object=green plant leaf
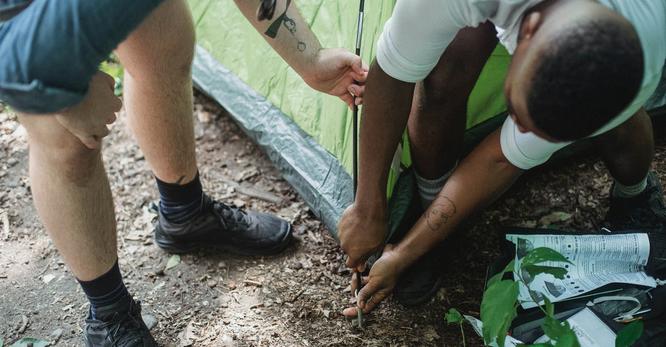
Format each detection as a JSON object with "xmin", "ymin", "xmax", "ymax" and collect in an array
[
  {"xmin": 542, "ymin": 317, "xmax": 580, "ymax": 347},
  {"xmin": 481, "ymin": 280, "xmax": 519, "ymax": 347},
  {"xmin": 445, "ymin": 308, "xmax": 463, "ymax": 325},
  {"xmin": 615, "ymin": 321, "xmax": 643, "ymax": 347},
  {"xmin": 523, "ymin": 265, "xmax": 568, "ymax": 279},
  {"xmin": 522, "ymin": 247, "xmax": 572, "ymax": 267},
  {"xmin": 488, "ymin": 260, "xmax": 516, "ymax": 287},
  {"xmin": 9, "ymin": 338, "xmax": 49, "ymax": 347}
]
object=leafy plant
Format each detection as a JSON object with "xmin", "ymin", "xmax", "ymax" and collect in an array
[
  {"xmin": 448, "ymin": 246, "xmax": 644, "ymax": 346},
  {"xmin": 615, "ymin": 321, "xmax": 643, "ymax": 347},
  {"xmin": 445, "ymin": 308, "xmax": 466, "ymax": 347}
]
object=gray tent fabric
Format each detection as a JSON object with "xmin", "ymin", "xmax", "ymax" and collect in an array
[{"xmin": 192, "ymin": 46, "xmax": 352, "ymax": 235}]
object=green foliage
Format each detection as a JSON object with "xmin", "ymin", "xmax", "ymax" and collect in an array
[
  {"xmin": 542, "ymin": 316, "xmax": 580, "ymax": 347},
  {"xmin": 481, "ymin": 280, "xmax": 519, "ymax": 347},
  {"xmin": 521, "ymin": 247, "xmax": 572, "ymax": 267},
  {"xmin": 450, "ymin": 246, "xmax": 643, "ymax": 346},
  {"xmin": 522, "ymin": 265, "xmax": 568, "ymax": 280},
  {"xmin": 615, "ymin": 321, "xmax": 643, "ymax": 347},
  {"xmin": 445, "ymin": 308, "xmax": 463, "ymax": 324},
  {"xmin": 488, "ymin": 260, "xmax": 515, "ymax": 287},
  {"xmin": 9, "ymin": 338, "xmax": 49, "ymax": 347},
  {"xmin": 445, "ymin": 308, "xmax": 467, "ymax": 347}
]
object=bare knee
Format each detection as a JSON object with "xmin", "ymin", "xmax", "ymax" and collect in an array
[
  {"xmin": 19, "ymin": 115, "xmax": 102, "ymax": 185},
  {"xmin": 116, "ymin": 0, "xmax": 195, "ymax": 83}
]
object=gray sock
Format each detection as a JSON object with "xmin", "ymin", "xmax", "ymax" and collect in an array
[
  {"xmin": 612, "ymin": 175, "xmax": 648, "ymax": 198},
  {"xmin": 415, "ymin": 163, "xmax": 457, "ymax": 208}
]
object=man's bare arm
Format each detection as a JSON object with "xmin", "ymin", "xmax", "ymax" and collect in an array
[
  {"xmin": 396, "ymin": 129, "xmax": 523, "ymax": 266},
  {"xmin": 234, "ymin": 0, "xmax": 322, "ymax": 77},
  {"xmin": 338, "ymin": 61, "xmax": 415, "ymax": 270},
  {"xmin": 234, "ymin": 0, "xmax": 367, "ymax": 106}
]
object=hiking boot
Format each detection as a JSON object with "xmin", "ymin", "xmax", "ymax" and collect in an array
[
  {"xmin": 154, "ymin": 194, "xmax": 292, "ymax": 255},
  {"xmin": 393, "ymin": 248, "xmax": 443, "ymax": 306},
  {"xmin": 605, "ymin": 171, "xmax": 666, "ymax": 230},
  {"xmin": 84, "ymin": 298, "xmax": 157, "ymax": 347}
]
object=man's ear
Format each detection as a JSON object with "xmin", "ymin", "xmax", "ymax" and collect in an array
[{"xmin": 520, "ymin": 12, "xmax": 542, "ymax": 40}]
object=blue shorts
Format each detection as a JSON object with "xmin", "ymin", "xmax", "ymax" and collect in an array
[{"xmin": 0, "ymin": 0, "xmax": 163, "ymax": 114}]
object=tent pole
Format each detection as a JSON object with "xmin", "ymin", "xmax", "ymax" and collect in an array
[{"xmin": 353, "ymin": 0, "xmax": 365, "ymax": 330}]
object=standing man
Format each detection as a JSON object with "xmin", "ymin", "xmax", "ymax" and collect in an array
[
  {"xmin": 339, "ymin": 0, "xmax": 665, "ymax": 316},
  {"xmin": 0, "ymin": 0, "xmax": 366, "ymax": 345}
]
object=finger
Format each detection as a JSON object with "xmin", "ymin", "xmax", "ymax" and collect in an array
[
  {"xmin": 350, "ymin": 55, "xmax": 365, "ymax": 75},
  {"xmin": 111, "ymin": 96, "xmax": 123, "ymax": 113},
  {"xmin": 79, "ymin": 135, "xmax": 101, "ymax": 150},
  {"xmin": 347, "ymin": 85, "xmax": 363, "ymax": 97},
  {"xmin": 342, "ymin": 306, "xmax": 358, "ymax": 317},
  {"xmin": 355, "ymin": 97, "xmax": 363, "ymax": 106},
  {"xmin": 106, "ymin": 113, "xmax": 117, "ymax": 125},
  {"xmin": 357, "ymin": 278, "xmax": 382, "ymax": 310},
  {"xmin": 98, "ymin": 71, "xmax": 116, "ymax": 90},
  {"xmin": 340, "ymin": 94, "xmax": 354, "ymax": 109},
  {"xmin": 363, "ymin": 290, "xmax": 389, "ymax": 313},
  {"xmin": 350, "ymin": 274, "xmax": 369, "ymax": 293}
]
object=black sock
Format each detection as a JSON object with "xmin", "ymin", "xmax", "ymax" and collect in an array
[
  {"xmin": 77, "ymin": 260, "xmax": 131, "ymax": 319},
  {"xmin": 155, "ymin": 172, "xmax": 204, "ymax": 224}
]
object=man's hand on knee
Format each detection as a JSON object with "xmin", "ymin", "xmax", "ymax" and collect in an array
[{"xmin": 54, "ymin": 71, "xmax": 121, "ymax": 149}]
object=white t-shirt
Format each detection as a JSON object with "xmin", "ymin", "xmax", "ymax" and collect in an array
[{"xmin": 377, "ymin": 0, "xmax": 666, "ymax": 170}]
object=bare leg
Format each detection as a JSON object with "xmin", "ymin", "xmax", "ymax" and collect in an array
[
  {"xmin": 596, "ymin": 108, "xmax": 654, "ymax": 185},
  {"xmin": 115, "ymin": 0, "xmax": 197, "ymax": 184},
  {"xmin": 17, "ymin": 115, "xmax": 117, "ymax": 281},
  {"xmin": 408, "ymin": 22, "xmax": 498, "ymax": 179}
]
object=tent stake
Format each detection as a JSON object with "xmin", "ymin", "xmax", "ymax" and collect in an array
[{"xmin": 352, "ymin": 0, "xmax": 365, "ymax": 330}]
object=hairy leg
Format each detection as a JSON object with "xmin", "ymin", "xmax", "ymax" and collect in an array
[
  {"xmin": 17, "ymin": 115, "xmax": 117, "ymax": 281},
  {"xmin": 408, "ymin": 22, "xmax": 498, "ymax": 179},
  {"xmin": 596, "ymin": 108, "xmax": 654, "ymax": 185},
  {"xmin": 115, "ymin": 0, "xmax": 197, "ymax": 184}
]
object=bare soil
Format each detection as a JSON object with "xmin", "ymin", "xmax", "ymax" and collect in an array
[{"xmin": 1, "ymin": 95, "xmax": 665, "ymax": 346}]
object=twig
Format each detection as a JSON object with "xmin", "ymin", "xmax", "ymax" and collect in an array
[
  {"xmin": 220, "ymin": 178, "xmax": 284, "ymax": 204},
  {"xmin": 243, "ymin": 279, "xmax": 263, "ymax": 287}
]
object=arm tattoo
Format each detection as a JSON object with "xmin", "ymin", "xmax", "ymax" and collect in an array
[
  {"xmin": 263, "ymin": 0, "xmax": 307, "ymax": 51},
  {"xmin": 425, "ymin": 196, "xmax": 457, "ymax": 232}
]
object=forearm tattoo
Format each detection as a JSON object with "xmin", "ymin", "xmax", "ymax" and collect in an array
[
  {"xmin": 263, "ymin": 0, "xmax": 307, "ymax": 51},
  {"xmin": 425, "ymin": 196, "xmax": 457, "ymax": 232}
]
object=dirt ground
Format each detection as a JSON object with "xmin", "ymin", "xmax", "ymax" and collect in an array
[{"xmin": 1, "ymin": 95, "xmax": 665, "ymax": 346}]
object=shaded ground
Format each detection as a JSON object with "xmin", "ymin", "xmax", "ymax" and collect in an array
[{"xmin": 1, "ymin": 96, "xmax": 665, "ymax": 346}]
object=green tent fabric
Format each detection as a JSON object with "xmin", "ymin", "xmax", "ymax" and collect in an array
[{"xmin": 187, "ymin": 0, "xmax": 666, "ymax": 236}]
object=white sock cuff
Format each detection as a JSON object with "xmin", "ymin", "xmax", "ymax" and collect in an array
[{"xmin": 415, "ymin": 162, "xmax": 457, "ymax": 206}]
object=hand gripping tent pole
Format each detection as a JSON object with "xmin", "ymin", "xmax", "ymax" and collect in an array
[{"xmin": 353, "ymin": 0, "xmax": 365, "ymax": 330}]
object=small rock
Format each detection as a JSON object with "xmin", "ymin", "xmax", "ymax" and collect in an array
[
  {"xmin": 42, "ymin": 273, "xmax": 56, "ymax": 284},
  {"xmin": 142, "ymin": 314, "xmax": 158, "ymax": 330},
  {"xmin": 207, "ymin": 279, "xmax": 217, "ymax": 288}
]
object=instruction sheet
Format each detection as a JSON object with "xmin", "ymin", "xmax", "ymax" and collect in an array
[{"xmin": 506, "ymin": 233, "xmax": 657, "ymax": 309}]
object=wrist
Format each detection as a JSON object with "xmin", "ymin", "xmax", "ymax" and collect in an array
[{"xmin": 353, "ymin": 193, "xmax": 387, "ymax": 221}]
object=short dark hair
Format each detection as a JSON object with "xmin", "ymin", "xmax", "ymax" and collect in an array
[{"xmin": 527, "ymin": 19, "xmax": 644, "ymax": 141}]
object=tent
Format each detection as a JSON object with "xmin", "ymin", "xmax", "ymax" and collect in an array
[{"xmin": 188, "ymin": 0, "xmax": 666, "ymax": 236}]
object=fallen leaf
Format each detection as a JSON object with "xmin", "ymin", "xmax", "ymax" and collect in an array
[
  {"xmin": 165, "ymin": 255, "xmax": 181, "ymax": 271},
  {"xmin": 539, "ymin": 212, "xmax": 572, "ymax": 226}
]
